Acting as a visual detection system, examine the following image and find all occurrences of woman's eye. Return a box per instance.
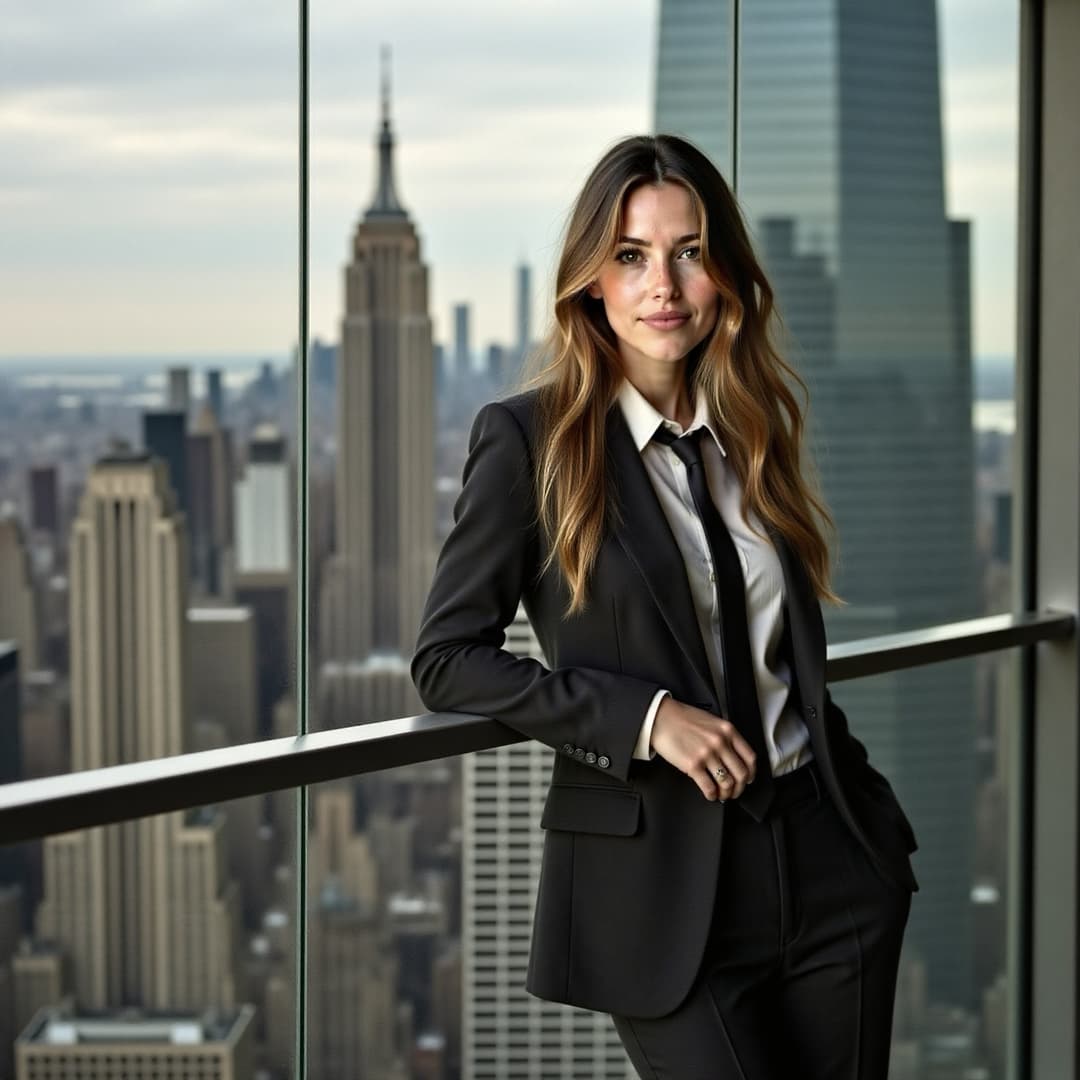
[679,246,701,260]
[615,248,640,264]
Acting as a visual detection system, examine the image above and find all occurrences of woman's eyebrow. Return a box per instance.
[618,233,700,246]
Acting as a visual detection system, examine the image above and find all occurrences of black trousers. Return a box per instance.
[611,760,912,1079]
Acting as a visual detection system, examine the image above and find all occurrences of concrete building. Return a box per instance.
[167,365,192,414]
[0,516,41,675]
[34,452,238,1011]
[234,424,294,739]
[15,1004,255,1080]
[462,605,634,1078]
[187,403,235,597]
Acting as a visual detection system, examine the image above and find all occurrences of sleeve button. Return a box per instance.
[573,747,586,760]
[561,743,574,755]
[585,752,597,765]
[597,755,611,769]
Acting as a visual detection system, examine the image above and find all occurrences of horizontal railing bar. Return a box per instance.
[825,609,1075,680]
[0,608,1073,846]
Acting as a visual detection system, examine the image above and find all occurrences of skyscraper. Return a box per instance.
[234,424,294,739]
[654,0,978,1006]
[516,263,531,359]
[34,451,238,1010]
[168,365,192,414]
[462,606,634,1079]
[143,409,189,516]
[187,402,235,597]
[318,48,435,726]
[453,303,471,378]
[206,368,226,422]
[0,517,41,675]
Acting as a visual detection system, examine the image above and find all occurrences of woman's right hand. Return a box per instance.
[650,697,758,801]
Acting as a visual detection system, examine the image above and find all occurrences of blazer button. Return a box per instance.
[561,743,574,755]
[573,747,586,760]
[597,755,611,769]
[585,752,597,765]
[806,705,817,720]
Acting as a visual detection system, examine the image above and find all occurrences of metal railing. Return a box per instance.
[0,609,1072,846]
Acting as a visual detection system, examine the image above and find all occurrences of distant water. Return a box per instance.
[973,399,1015,435]
[0,355,289,398]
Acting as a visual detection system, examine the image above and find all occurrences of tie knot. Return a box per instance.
[652,423,703,468]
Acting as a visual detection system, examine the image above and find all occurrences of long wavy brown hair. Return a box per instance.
[519,133,841,616]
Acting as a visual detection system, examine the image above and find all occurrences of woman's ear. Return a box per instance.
[586,282,602,299]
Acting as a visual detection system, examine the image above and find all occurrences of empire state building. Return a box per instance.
[318,51,436,727]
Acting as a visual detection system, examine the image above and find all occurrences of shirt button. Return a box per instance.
[709,571,716,583]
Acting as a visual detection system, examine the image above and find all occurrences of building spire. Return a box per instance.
[365,44,407,220]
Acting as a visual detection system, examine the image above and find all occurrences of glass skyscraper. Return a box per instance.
[655,0,980,1011]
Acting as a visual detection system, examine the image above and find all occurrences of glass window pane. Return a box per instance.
[7,794,297,1079]
[831,651,1021,1078]
[2,3,299,1075]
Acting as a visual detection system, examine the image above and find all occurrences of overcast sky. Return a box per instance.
[1,0,1018,361]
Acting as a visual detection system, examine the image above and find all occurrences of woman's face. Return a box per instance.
[587,180,720,379]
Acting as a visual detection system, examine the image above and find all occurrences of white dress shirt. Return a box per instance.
[618,378,813,777]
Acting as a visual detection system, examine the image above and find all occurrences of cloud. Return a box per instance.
[0,0,1022,355]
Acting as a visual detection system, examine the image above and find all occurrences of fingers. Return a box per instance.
[651,699,759,802]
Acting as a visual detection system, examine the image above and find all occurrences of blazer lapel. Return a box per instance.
[605,406,717,704]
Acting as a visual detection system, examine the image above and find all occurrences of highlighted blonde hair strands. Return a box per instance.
[519,134,841,616]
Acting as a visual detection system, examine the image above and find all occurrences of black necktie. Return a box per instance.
[652,424,775,821]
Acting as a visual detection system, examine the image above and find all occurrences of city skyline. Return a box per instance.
[2,0,1017,358]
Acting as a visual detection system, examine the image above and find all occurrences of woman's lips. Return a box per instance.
[642,313,690,329]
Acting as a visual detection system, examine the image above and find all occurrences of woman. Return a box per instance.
[411,133,918,1079]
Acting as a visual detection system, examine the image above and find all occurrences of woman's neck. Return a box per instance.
[620,363,693,429]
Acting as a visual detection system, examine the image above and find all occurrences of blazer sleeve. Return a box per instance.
[411,400,664,783]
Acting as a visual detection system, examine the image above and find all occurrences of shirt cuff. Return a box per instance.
[633,689,670,761]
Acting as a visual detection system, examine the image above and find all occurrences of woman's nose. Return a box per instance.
[650,260,679,297]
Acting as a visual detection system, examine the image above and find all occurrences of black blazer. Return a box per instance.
[412,389,918,1020]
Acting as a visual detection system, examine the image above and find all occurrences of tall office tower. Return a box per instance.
[188,403,236,596]
[28,464,59,536]
[235,424,291,576]
[516,262,531,358]
[654,0,979,1007]
[143,409,190,515]
[34,451,238,1010]
[0,517,41,674]
[485,343,506,384]
[206,368,226,422]
[168,365,192,413]
[0,884,22,1076]
[453,303,471,378]
[188,607,270,928]
[0,643,22,888]
[318,48,435,726]
[462,605,634,1079]
[234,424,293,739]
[15,1004,256,1080]
[307,784,405,1080]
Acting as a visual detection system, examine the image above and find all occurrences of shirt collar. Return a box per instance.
[616,377,727,458]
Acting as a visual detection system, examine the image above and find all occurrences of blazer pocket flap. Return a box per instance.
[540,784,642,837]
